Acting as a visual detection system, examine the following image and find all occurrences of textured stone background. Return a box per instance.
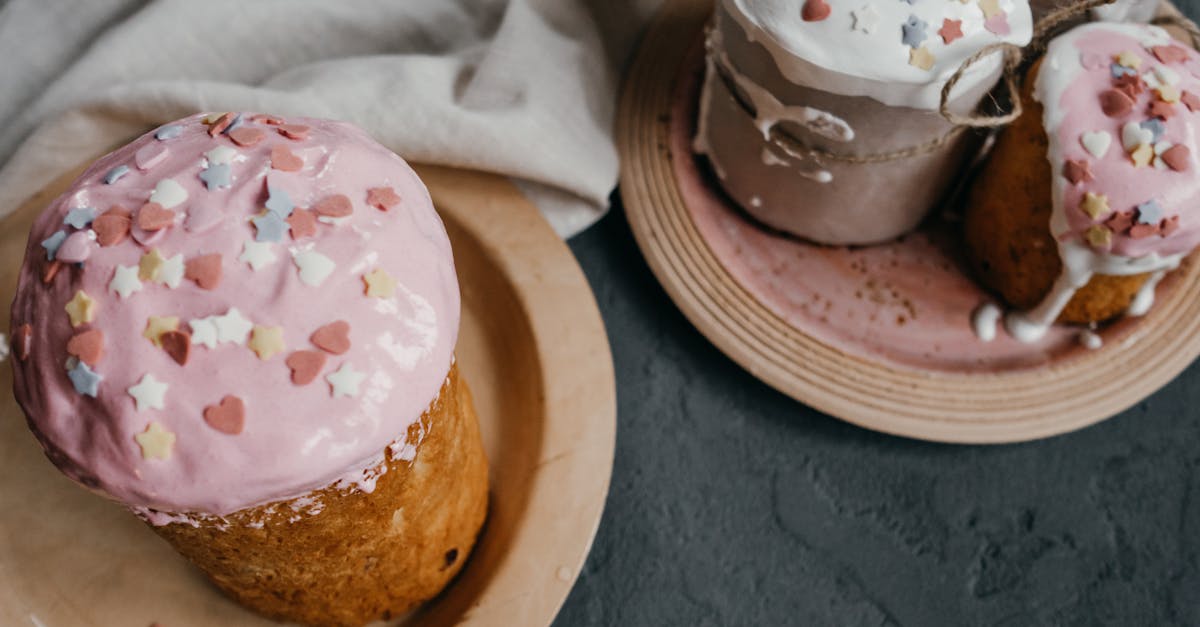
[556,5,1200,624]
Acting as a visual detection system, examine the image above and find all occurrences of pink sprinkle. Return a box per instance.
[229,127,266,147]
[278,124,310,140]
[984,14,1010,37]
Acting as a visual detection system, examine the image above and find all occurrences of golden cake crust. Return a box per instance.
[964,60,1149,324]
[151,363,488,627]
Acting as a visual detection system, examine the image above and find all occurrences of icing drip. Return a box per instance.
[1003,23,1200,343]
[1079,329,1104,350]
[1127,268,1172,316]
[971,302,1002,342]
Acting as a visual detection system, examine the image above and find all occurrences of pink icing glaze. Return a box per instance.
[10,113,460,519]
[1049,26,1200,258]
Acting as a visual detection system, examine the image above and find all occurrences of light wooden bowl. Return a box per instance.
[618,0,1200,443]
[0,163,615,626]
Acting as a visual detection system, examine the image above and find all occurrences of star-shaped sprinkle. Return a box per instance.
[190,317,220,349]
[1150,99,1176,120]
[1080,192,1110,220]
[1157,85,1182,104]
[68,361,103,397]
[64,207,97,229]
[144,316,180,347]
[199,163,231,191]
[265,184,294,217]
[157,253,184,288]
[1140,118,1165,143]
[206,145,237,165]
[249,325,285,360]
[135,422,175,461]
[128,374,168,411]
[1085,225,1112,250]
[293,249,336,286]
[215,308,254,345]
[287,208,318,239]
[1063,159,1093,185]
[366,187,402,211]
[1111,63,1138,79]
[41,231,66,260]
[1115,50,1143,69]
[1131,143,1154,167]
[363,268,397,298]
[851,5,879,34]
[103,165,130,185]
[909,46,935,71]
[65,290,96,327]
[139,248,165,281]
[155,125,183,140]
[252,211,287,242]
[239,240,278,270]
[901,15,927,49]
[109,265,143,299]
[149,178,188,209]
[938,19,963,45]
[1105,210,1134,234]
[1137,200,1165,224]
[327,363,366,398]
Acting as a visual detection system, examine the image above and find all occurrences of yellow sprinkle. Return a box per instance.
[1079,192,1110,220]
[1131,143,1154,167]
[1157,84,1182,104]
[143,315,180,347]
[64,290,96,327]
[248,325,285,360]
[1085,225,1113,250]
[363,268,397,299]
[135,422,176,461]
[1114,50,1142,69]
[139,248,165,282]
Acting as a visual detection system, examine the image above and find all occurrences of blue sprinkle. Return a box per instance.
[155,124,183,140]
[265,184,294,217]
[103,165,130,185]
[1111,63,1138,79]
[68,361,103,397]
[223,112,244,135]
[901,15,927,49]
[252,211,287,242]
[41,230,67,260]
[1140,118,1165,144]
[1137,200,1164,224]
[199,163,232,191]
[63,207,97,229]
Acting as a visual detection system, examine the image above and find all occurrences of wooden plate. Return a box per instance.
[0,164,615,626]
[618,0,1200,443]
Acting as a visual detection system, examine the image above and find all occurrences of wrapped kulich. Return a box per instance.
[9,113,488,626]
[694,0,1034,245]
[965,22,1200,342]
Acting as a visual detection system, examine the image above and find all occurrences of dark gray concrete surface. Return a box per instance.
[556,6,1200,621]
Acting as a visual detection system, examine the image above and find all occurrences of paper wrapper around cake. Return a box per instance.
[697,3,999,246]
[150,364,488,627]
[964,60,1150,323]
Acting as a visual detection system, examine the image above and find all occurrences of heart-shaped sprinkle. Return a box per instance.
[229,127,266,147]
[160,330,191,366]
[270,145,304,172]
[278,124,310,140]
[286,350,327,385]
[12,323,32,361]
[1121,121,1154,151]
[93,212,131,247]
[136,202,175,231]
[203,395,245,435]
[1100,89,1134,117]
[135,143,169,171]
[366,186,401,211]
[66,329,105,366]
[314,194,353,217]
[56,231,94,264]
[1163,144,1191,171]
[184,254,223,290]
[801,0,830,21]
[1153,45,1190,64]
[1183,91,1200,112]
[207,112,235,136]
[287,208,318,239]
[311,320,351,355]
[1081,131,1112,159]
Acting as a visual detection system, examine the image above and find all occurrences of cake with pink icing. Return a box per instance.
[965,22,1200,343]
[9,112,489,625]
[694,0,1033,245]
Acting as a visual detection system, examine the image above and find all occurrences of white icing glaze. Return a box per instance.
[725,0,1033,110]
[1079,329,1104,350]
[1003,23,1189,343]
[971,302,1002,342]
[1127,268,1171,316]
[1093,0,1160,23]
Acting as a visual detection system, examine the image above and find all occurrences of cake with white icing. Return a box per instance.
[695,0,1034,245]
[964,22,1200,342]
